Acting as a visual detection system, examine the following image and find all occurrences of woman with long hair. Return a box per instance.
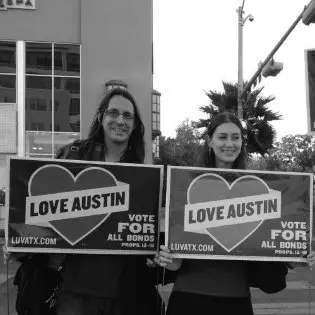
[155,112,315,315]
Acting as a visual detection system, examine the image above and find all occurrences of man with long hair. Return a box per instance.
[55,88,161,315]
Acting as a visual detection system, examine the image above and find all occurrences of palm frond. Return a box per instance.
[195,81,282,155]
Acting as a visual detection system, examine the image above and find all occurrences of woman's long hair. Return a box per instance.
[202,112,247,169]
[82,88,145,163]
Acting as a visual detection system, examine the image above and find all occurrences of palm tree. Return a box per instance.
[194,81,282,155]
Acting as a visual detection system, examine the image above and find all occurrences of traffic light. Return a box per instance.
[305,49,315,133]
[261,59,283,77]
[302,0,315,25]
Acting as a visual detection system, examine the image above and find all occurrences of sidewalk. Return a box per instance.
[254,302,315,315]
[0,277,16,315]
[1,254,314,315]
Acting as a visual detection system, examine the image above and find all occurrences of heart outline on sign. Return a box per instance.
[187,173,272,252]
[28,164,120,245]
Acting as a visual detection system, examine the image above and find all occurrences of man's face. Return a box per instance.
[102,95,135,146]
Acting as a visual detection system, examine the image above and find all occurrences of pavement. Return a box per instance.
[1,273,315,315]
[1,238,315,315]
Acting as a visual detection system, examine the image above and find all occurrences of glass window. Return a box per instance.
[54,77,80,133]
[26,42,52,75]
[26,75,52,89]
[29,98,36,110]
[0,75,16,102]
[54,44,80,76]
[54,51,63,72]
[22,42,80,158]
[0,41,16,73]
[31,122,45,131]
[0,103,16,153]
[54,100,60,112]
[70,98,80,116]
[25,131,53,156]
[25,76,52,131]
[37,99,48,111]
[153,136,160,159]
[65,78,80,93]
[53,133,80,156]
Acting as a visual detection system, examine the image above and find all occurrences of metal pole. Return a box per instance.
[237,6,244,120]
[240,5,307,100]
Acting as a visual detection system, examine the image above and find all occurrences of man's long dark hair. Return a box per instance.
[202,112,247,169]
[82,88,145,163]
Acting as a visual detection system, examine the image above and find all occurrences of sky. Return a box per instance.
[153,0,315,140]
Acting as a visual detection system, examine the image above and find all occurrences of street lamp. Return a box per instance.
[239,0,315,110]
[237,0,254,120]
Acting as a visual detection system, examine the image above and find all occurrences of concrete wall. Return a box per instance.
[0,0,153,224]
[0,155,7,188]
[0,0,153,162]
[0,0,80,43]
[81,0,153,162]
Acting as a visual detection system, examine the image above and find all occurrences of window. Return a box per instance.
[24,42,81,158]
[54,44,80,76]
[31,122,45,131]
[0,41,81,158]
[0,41,16,103]
[26,42,52,75]
[152,90,161,134]
[153,136,160,159]
[0,41,16,153]
[0,41,16,73]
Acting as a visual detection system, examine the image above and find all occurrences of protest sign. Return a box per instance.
[165,166,313,262]
[5,157,163,254]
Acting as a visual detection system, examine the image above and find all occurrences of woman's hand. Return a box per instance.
[154,245,183,271]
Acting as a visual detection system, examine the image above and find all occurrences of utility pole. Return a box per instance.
[237,0,315,121]
[237,0,254,120]
[238,0,315,106]
[237,4,244,120]
[240,6,307,101]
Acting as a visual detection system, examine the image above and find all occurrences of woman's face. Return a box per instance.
[102,95,135,146]
[208,122,242,169]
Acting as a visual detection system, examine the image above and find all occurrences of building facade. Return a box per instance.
[0,0,153,228]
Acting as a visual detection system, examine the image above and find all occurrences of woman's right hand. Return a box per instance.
[154,245,183,271]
